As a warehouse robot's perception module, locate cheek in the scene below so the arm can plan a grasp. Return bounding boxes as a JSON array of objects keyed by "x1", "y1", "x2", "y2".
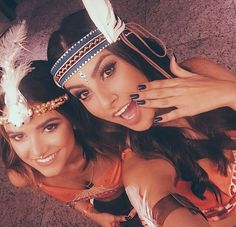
[
  {"x1": 116, "y1": 68, "x2": 148, "y2": 91},
  {"x1": 12, "y1": 144, "x2": 29, "y2": 161}
]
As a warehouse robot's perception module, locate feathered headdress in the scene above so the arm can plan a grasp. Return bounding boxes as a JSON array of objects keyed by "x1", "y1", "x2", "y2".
[
  {"x1": 0, "y1": 21, "x2": 32, "y2": 127},
  {"x1": 51, "y1": 0, "x2": 172, "y2": 87},
  {"x1": 82, "y1": 0, "x2": 125, "y2": 43}
]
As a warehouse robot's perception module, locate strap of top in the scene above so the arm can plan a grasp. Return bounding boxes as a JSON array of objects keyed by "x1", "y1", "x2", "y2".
[{"x1": 152, "y1": 193, "x2": 206, "y2": 226}]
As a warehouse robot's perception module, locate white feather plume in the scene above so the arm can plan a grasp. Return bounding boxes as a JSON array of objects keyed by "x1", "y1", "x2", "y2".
[
  {"x1": 0, "y1": 21, "x2": 32, "y2": 127},
  {"x1": 82, "y1": 0, "x2": 125, "y2": 43},
  {"x1": 125, "y1": 185, "x2": 157, "y2": 227}
]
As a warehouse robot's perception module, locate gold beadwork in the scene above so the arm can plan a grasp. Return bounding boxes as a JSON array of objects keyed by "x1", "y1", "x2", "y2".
[
  {"x1": 31, "y1": 94, "x2": 69, "y2": 115},
  {"x1": 0, "y1": 94, "x2": 69, "y2": 126}
]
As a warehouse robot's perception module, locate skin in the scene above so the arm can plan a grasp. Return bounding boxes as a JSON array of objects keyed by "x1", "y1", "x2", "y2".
[
  {"x1": 5, "y1": 110, "x2": 82, "y2": 178},
  {"x1": 122, "y1": 150, "x2": 211, "y2": 227},
  {"x1": 65, "y1": 49, "x2": 155, "y2": 131},
  {"x1": 5, "y1": 109, "x2": 133, "y2": 227},
  {"x1": 132, "y1": 57, "x2": 236, "y2": 122},
  {"x1": 63, "y1": 49, "x2": 236, "y2": 225}
]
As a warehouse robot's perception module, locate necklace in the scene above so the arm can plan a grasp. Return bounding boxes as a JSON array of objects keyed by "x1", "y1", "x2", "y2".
[{"x1": 83, "y1": 161, "x2": 95, "y2": 189}]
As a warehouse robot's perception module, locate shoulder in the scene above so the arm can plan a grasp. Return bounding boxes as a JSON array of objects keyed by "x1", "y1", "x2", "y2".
[
  {"x1": 180, "y1": 57, "x2": 236, "y2": 80},
  {"x1": 7, "y1": 170, "x2": 29, "y2": 187},
  {"x1": 122, "y1": 151, "x2": 176, "y2": 205}
]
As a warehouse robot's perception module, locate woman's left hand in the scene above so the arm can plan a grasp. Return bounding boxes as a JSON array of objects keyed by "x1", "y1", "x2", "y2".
[{"x1": 130, "y1": 57, "x2": 236, "y2": 123}]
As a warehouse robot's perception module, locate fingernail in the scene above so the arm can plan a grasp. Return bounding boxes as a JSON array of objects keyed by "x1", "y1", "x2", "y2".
[
  {"x1": 136, "y1": 100, "x2": 145, "y2": 105},
  {"x1": 154, "y1": 116, "x2": 163, "y2": 123},
  {"x1": 130, "y1": 94, "x2": 139, "y2": 99},
  {"x1": 125, "y1": 215, "x2": 132, "y2": 221},
  {"x1": 137, "y1": 84, "x2": 146, "y2": 90}
]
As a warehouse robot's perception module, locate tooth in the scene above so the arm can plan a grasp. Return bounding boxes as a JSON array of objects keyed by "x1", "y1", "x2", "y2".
[
  {"x1": 37, "y1": 153, "x2": 55, "y2": 163},
  {"x1": 115, "y1": 103, "x2": 130, "y2": 116}
]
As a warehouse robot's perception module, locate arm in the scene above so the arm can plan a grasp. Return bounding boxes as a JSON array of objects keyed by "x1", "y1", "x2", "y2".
[
  {"x1": 73, "y1": 200, "x2": 125, "y2": 227},
  {"x1": 122, "y1": 154, "x2": 210, "y2": 227},
  {"x1": 130, "y1": 56, "x2": 236, "y2": 122},
  {"x1": 180, "y1": 57, "x2": 236, "y2": 81}
]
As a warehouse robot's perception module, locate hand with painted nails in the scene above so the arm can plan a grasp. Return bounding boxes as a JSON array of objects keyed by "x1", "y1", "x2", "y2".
[{"x1": 130, "y1": 56, "x2": 236, "y2": 123}]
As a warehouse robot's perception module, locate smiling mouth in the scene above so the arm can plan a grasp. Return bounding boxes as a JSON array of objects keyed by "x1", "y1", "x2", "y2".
[
  {"x1": 114, "y1": 101, "x2": 137, "y2": 121},
  {"x1": 35, "y1": 152, "x2": 58, "y2": 165}
]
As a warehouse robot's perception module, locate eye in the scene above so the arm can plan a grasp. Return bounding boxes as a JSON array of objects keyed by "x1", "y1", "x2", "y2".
[
  {"x1": 75, "y1": 89, "x2": 90, "y2": 101},
  {"x1": 44, "y1": 123, "x2": 58, "y2": 132},
  {"x1": 9, "y1": 134, "x2": 25, "y2": 142},
  {"x1": 101, "y1": 62, "x2": 116, "y2": 80}
]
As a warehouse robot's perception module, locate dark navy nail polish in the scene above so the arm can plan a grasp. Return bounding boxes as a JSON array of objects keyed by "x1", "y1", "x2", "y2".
[
  {"x1": 137, "y1": 84, "x2": 146, "y2": 90},
  {"x1": 125, "y1": 215, "x2": 132, "y2": 221},
  {"x1": 130, "y1": 94, "x2": 139, "y2": 99},
  {"x1": 154, "y1": 116, "x2": 163, "y2": 123},
  {"x1": 136, "y1": 100, "x2": 145, "y2": 105}
]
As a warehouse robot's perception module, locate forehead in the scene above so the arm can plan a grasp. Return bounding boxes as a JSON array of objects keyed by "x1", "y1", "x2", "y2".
[
  {"x1": 64, "y1": 49, "x2": 115, "y2": 88},
  {"x1": 4, "y1": 110, "x2": 65, "y2": 132}
]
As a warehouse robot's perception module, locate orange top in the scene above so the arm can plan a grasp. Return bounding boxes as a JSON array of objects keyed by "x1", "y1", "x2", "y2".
[
  {"x1": 176, "y1": 130, "x2": 236, "y2": 221},
  {"x1": 38, "y1": 158, "x2": 123, "y2": 204}
]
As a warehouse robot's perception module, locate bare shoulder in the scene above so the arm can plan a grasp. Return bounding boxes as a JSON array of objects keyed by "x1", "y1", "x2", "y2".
[
  {"x1": 7, "y1": 170, "x2": 29, "y2": 187},
  {"x1": 122, "y1": 153, "x2": 176, "y2": 204},
  {"x1": 180, "y1": 57, "x2": 236, "y2": 80}
]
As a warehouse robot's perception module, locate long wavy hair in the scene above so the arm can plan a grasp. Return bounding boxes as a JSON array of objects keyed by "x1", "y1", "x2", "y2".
[
  {"x1": 47, "y1": 10, "x2": 236, "y2": 202},
  {"x1": 0, "y1": 60, "x2": 125, "y2": 186}
]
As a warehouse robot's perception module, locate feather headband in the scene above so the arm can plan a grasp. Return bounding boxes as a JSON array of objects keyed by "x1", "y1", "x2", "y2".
[
  {"x1": 51, "y1": 0, "x2": 172, "y2": 88},
  {"x1": 0, "y1": 22, "x2": 69, "y2": 127},
  {"x1": 0, "y1": 21, "x2": 33, "y2": 127}
]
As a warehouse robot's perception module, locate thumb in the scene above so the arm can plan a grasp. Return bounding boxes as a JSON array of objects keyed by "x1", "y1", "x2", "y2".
[{"x1": 170, "y1": 56, "x2": 194, "y2": 78}]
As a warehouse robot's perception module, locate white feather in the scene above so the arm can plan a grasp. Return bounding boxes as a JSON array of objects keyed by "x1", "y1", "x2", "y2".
[
  {"x1": 82, "y1": 0, "x2": 125, "y2": 43},
  {"x1": 125, "y1": 185, "x2": 157, "y2": 227},
  {"x1": 0, "y1": 21, "x2": 32, "y2": 127}
]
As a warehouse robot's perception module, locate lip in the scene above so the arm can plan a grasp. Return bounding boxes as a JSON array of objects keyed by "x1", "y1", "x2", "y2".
[
  {"x1": 114, "y1": 102, "x2": 131, "y2": 117},
  {"x1": 34, "y1": 151, "x2": 59, "y2": 166},
  {"x1": 114, "y1": 101, "x2": 141, "y2": 125}
]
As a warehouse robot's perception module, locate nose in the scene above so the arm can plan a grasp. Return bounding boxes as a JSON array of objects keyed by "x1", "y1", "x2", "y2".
[
  {"x1": 96, "y1": 89, "x2": 118, "y2": 109},
  {"x1": 29, "y1": 135, "x2": 45, "y2": 158}
]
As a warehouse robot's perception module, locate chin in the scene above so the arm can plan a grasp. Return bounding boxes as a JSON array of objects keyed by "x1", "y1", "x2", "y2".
[
  {"x1": 39, "y1": 168, "x2": 62, "y2": 178},
  {"x1": 129, "y1": 121, "x2": 153, "y2": 131}
]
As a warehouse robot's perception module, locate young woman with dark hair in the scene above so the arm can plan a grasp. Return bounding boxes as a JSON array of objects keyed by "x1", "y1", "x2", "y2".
[
  {"x1": 47, "y1": 4, "x2": 236, "y2": 226},
  {"x1": 1, "y1": 59, "x2": 145, "y2": 227}
]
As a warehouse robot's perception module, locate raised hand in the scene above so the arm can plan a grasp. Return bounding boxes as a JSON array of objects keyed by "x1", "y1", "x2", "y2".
[{"x1": 130, "y1": 57, "x2": 236, "y2": 123}]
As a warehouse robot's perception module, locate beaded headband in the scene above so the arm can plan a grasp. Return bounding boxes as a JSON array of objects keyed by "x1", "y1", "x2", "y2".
[
  {"x1": 51, "y1": 29, "x2": 110, "y2": 88},
  {"x1": 51, "y1": 0, "x2": 173, "y2": 88},
  {"x1": 0, "y1": 94, "x2": 69, "y2": 126}
]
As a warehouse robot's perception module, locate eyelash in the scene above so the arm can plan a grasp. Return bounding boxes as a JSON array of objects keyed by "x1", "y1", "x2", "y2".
[
  {"x1": 44, "y1": 123, "x2": 58, "y2": 132},
  {"x1": 100, "y1": 62, "x2": 116, "y2": 80},
  {"x1": 75, "y1": 89, "x2": 90, "y2": 101},
  {"x1": 10, "y1": 134, "x2": 24, "y2": 142},
  {"x1": 74, "y1": 61, "x2": 116, "y2": 101},
  {"x1": 9, "y1": 123, "x2": 58, "y2": 142}
]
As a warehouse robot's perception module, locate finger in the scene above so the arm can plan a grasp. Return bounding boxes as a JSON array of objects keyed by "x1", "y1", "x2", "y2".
[
  {"x1": 138, "y1": 78, "x2": 183, "y2": 91},
  {"x1": 136, "y1": 97, "x2": 177, "y2": 109},
  {"x1": 114, "y1": 215, "x2": 130, "y2": 222},
  {"x1": 127, "y1": 208, "x2": 137, "y2": 218},
  {"x1": 170, "y1": 56, "x2": 196, "y2": 78},
  {"x1": 155, "y1": 108, "x2": 188, "y2": 123},
  {"x1": 132, "y1": 87, "x2": 183, "y2": 101}
]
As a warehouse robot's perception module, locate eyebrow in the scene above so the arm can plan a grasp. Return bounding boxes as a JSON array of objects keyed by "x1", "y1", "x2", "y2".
[
  {"x1": 67, "y1": 53, "x2": 112, "y2": 91},
  {"x1": 35, "y1": 117, "x2": 61, "y2": 130},
  {"x1": 6, "y1": 117, "x2": 61, "y2": 135}
]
